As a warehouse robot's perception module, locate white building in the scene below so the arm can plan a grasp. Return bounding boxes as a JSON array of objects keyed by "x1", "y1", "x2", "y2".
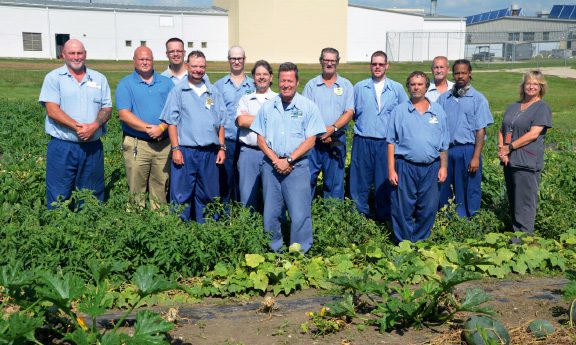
[
  {"x1": 347, "y1": 4, "x2": 466, "y2": 62},
  {"x1": 0, "y1": 0, "x2": 228, "y2": 60}
]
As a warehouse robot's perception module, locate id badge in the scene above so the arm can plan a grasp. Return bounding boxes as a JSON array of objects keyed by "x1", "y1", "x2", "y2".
[{"x1": 505, "y1": 132, "x2": 512, "y2": 144}]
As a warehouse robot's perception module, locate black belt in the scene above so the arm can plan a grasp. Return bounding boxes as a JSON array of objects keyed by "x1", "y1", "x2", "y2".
[
  {"x1": 124, "y1": 134, "x2": 168, "y2": 143},
  {"x1": 396, "y1": 156, "x2": 439, "y2": 166}
]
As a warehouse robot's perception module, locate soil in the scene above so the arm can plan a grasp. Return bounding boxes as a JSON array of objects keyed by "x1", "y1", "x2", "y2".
[{"x1": 100, "y1": 276, "x2": 575, "y2": 345}]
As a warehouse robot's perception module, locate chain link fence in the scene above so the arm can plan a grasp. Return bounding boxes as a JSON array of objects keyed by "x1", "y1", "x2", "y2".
[{"x1": 386, "y1": 30, "x2": 575, "y2": 64}]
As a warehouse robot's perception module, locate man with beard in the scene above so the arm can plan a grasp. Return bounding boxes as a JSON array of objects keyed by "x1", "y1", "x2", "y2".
[
  {"x1": 39, "y1": 39, "x2": 112, "y2": 208},
  {"x1": 437, "y1": 59, "x2": 493, "y2": 218},
  {"x1": 387, "y1": 71, "x2": 449, "y2": 242}
]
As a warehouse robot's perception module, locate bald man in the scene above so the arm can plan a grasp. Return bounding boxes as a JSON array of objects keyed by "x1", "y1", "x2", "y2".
[
  {"x1": 115, "y1": 46, "x2": 174, "y2": 209},
  {"x1": 39, "y1": 39, "x2": 112, "y2": 208},
  {"x1": 214, "y1": 46, "x2": 255, "y2": 204}
]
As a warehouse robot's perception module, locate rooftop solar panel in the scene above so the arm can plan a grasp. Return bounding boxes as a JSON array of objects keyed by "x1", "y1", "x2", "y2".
[
  {"x1": 559, "y1": 5, "x2": 574, "y2": 18},
  {"x1": 550, "y1": 5, "x2": 563, "y2": 17}
]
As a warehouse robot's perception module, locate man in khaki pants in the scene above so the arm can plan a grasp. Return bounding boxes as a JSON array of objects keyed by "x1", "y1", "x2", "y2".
[{"x1": 116, "y1": 46, "x2": 174, "y2": 208}]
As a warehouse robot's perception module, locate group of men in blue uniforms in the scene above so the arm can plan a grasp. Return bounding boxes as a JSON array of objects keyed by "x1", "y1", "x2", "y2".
[{"x1": 40, "y1": 38, "x2": 492, "y2": 252}]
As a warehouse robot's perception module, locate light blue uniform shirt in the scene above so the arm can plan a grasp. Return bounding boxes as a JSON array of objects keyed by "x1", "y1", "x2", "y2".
[
  {"x1": 353, "y1": 77, "x2": 409, "y2": 139},
  {"x1": 437, "y1": 86, "x2": 493, "y2": 145},
  {"x1": 250, "y1": 93, "x2": 326, "y2": 157},
  {"x1": 425, "y1": 80, "x2": 454, "y2": 102},
  {"x1": 160, "y1": 80, "x2": 225, "y2": 147},
  {"x1": 236, "y1": 89, "x2": 277, "y2": 147},
  {"x1": 39, "y1": 65, "x2": 112, "y2": 142},
  {"x1": 214, "y1": 75, "x2": 255, "y2": 140},
  {"x1": 302, "y1": 74, "x2": 354, "y2": 129},
  {"x1": 386, "y1": 99, "x2": 450, "y2": 164},
  {"x1": 115, "y1": 70, "x2": 173, "y2": 139},
  {"x1": 161, "y1": 68, "x2": 211, "y2": 85}
]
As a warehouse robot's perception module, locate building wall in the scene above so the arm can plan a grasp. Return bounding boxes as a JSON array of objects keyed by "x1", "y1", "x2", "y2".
[
  {"x1": 467, "y1": 18, "x2": 576, "y2": 33},
  {"x1": 216, "y1": 0, "x2": 348, "y2": 63},
  {"x1": 0, "y1": 4, "x2": 228, "y2": 60}
]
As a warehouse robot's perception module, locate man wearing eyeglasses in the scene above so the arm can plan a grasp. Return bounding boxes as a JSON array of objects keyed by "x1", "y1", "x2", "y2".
[
  {"x1": 350, "y1": 51, "x2": 408, "y2": 222},
  {"x1": 214, "y1": 46, "x2": 255, "y2": 204},
  {"x1": 162, "y1": 37, "x2": 210, "y2": 85},
  {"x1": 303, "y1": 47, "x2": 354, "y2": 200},
  {"x1": 116, "y1": 46, "x2": 174, "y2": 209}
]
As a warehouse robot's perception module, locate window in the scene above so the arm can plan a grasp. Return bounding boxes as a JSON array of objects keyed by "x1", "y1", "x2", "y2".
[
  {"x1": 523, "y1": 32, "x2": 535, "y2": 41},
  {"x1": 140, "y1": 41, "x2": 147, "y2": 47},
  {"x1": 187, "y1": 41, "x2": 194, "y2": 48},
  {"x1": 125, "y1": 40, "x2": 132, "y2": 47},
  {"x1": 22, "y1": 32, "x2": 42, "y2": 51},
  {"x1": 543, "y1": 32, "x2": 550, "y2": 41},
  {"x1": 508, "y1": 32, "x2": 520, "y2": 41},
  {"x1": 201, "y1": 41, "x2": 207, "y2": 48}
]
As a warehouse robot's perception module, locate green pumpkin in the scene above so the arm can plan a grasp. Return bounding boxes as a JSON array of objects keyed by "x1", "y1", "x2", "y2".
[
  {"x1": 527, "y1": 319, "x2": 555, "y2": 339},
  {"x1": 463, "y1": 315, "x2": 510, "y2": 345}
]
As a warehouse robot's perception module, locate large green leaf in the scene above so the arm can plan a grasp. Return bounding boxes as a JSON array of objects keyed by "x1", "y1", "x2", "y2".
[
  {"x1": 121, "y1": 310, "x2": 174, "y2": 345},
  {"x1": 36, "y1": 272, "x2": 84, "y2": 309},
  {"x1": 132, "y1": 266, "x2": 178, "y2": 297},
  {"x1": 5, "y1": 312, "x2": 44, "y2": 343}
]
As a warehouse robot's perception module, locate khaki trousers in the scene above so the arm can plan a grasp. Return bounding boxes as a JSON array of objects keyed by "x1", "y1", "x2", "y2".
[{"x1": 122, "y1": 135, "x2": 170, "y2": 209}]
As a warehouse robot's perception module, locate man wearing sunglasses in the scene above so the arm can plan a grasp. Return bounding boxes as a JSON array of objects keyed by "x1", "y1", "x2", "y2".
[{"x1": 350, "y1": 50, "x2": 408, "y2": 222}]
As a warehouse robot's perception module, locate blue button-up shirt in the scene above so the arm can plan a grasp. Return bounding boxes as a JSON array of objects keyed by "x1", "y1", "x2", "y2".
[
  {"x1": 214, "y1": 74, "x2": 255, "y2": 140},
  {"x1": 386, "y1": 99, "x2": 449, "y2": 164},
  {"x1": 353, "y1": 77, "x2": 409, "y2": 139},
  {"x1": 303, "y1": 74, "x2": 354, "y2": 129},
  {"x1": 425, "y1": 80, "x2": 454, "y2": 102},
  {"x1": 250, "y1": 93, "x2": 326, "y2": 157},
  {"x1": 437, "y1": 86, "x2": 493, "y2": 145},
  {"x1": 39, "y1": 65, "x2": 112, "y2": 142},
  {"x1": 116, "y1": 70, "x2": 173, "y2": 140},
  {"x1": 236, "y1": 89, "x2": 277, "y2": 147},
  {"x1": 160, "y1": 80, "x2": 225, "y2": 147}
]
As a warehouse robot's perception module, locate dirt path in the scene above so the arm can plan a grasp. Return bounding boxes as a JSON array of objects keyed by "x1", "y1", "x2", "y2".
[
  {"x1": 104, "y1": 276, "x2": 572, "y2": 345},
  {"x1": 477, "y1": 66, "x2": 576, "y2": 79}
]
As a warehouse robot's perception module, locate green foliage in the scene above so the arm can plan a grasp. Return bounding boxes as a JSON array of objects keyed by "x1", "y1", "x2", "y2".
[
  {"x1": 527, "y1": 319, "x2": 555, "y2": 339},
  {"x1": 463, "y1": 315, "x2": 510, "y2": 345},
  {"x1": 0, "y1": 262, "x2": 177, "y2": 345}
]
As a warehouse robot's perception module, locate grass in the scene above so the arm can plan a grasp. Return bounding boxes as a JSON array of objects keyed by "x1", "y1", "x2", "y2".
[{"x1": 0, "y1": 58, "x2": 574, "y2": 129}]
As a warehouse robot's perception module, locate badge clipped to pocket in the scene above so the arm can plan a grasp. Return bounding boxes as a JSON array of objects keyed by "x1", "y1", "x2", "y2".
[
  {"x1": 205, "y1": 97, "x2": 214, "y2": 110},
  {"x1": 334, "y1": 87, "x2": 343, "y2": 96},
  {"x1": 291, "y1": 109, "x2": 303, "y2": 118},
  {"x1": 429, "y1": 115, "x2": 439, "y2": 124}
]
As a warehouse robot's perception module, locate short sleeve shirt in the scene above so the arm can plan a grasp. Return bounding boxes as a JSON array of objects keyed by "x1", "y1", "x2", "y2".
[
  {"x1": 214, "y1": 75, "x2": 255, "y2": 140},
  {"x1": 159, "y1": 80, "x2": 226, "y2": 147},
  {"x1": 302, "y1": 74, "x2": 354, "y2": 129},
  {"x1": 437, "y1": 86, "x2": 493, "y2": 145},
  {"x1": 39, "y1": 65, "x2": 112, "y2": 142},
  {"x1": 250, "y1": 93, "x2": 326, "y2": 157},
  {"x1": 236, "y1": 89, "x2": 277, "y2": 146},
  {"x1": 115, "y1": 70, "x2": 173, "y2": 140},
  {"x1": 386, "y1": 100, "x2": 450, "y2": 164},
  {"x1": 353, "y1": 77, "x2": 409, "y2": 139},
  {"x1": 425, "y1": 80, "x2": 454, "y2": 102},
  {"x1": 501, "y1": 100, "x2": 552, "y2": 171}
]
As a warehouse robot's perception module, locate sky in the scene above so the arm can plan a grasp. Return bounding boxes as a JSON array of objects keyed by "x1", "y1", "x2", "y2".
[{"x1": 67, "y1": 0, "x2": 572, "y2": 18}]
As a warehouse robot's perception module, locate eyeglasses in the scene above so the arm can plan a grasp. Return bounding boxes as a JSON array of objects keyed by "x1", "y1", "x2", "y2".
[
  {"x1": 167, "y1": 50, "x2": 185, "y2": 55},
  {"x1": 229, "y1": 57, "x2": 245, "y2": 62},
  {"x1": 371, "y1": 63, "x2": 387, "y2": 67},
  {"x1": 322, "y1": 59, "x2": 338, "y2": 64}
]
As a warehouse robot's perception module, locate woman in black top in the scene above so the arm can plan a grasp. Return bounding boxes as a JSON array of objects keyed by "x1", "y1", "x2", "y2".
[{"x1": 498, "y1": 70, "x2": 552, "y2": 237}]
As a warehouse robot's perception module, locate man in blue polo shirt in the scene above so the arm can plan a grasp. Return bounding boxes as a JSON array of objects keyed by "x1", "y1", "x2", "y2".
[
  {"x1": 350, "y1": 50, "x2": 408, "y2": 221},
  {"x1": 303, "y1": 47, "x2": 354, "y2": 199},
  {"x1": 160, "y1": 50, "x2": 226, "y2": 222},
  {"x1": 39, "y1": 39, "x2": 112, "y2": 208},
  {"x1": 116, "y1": 46, "x2": 174, "y2": 209},
  {"x1": 251, "y1": 62, "x2": 325, "y2": 253},
  {"x1": 387, "y1": 71, "x2": 449, "y2": 243},
  {"x1": 214, "y1": 46, "x2": 255, "y2": 204},
  {"x1": 437, "y1": 59, "x2": 493, "y2": 217}
]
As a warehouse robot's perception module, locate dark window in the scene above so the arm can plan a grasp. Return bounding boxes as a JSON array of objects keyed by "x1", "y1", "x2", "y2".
[
  {"x1": 125, "y1": 40, "x2": 132, "y2": 47},
  {"x1": 23, "y1": 32, "x2": 42, "y2": 51},
  {"x1": 523, "y1": 32, "x2": 535, "y2": 41},
  {"x1": 201, "y1": 42, "x2": 207, "y2": 48},
  {"x1": 140, "y1": 41, "x2": 147, "y2": 47},
  {"x1": 543, "y1": 32, "x2": 550, "y2": 41},
  {"x1": 188, "y1": 41, "x2": 194, "y2": 48},
  {"x1": 508, "y1": 32, "x2": 520, "y2": 41}
]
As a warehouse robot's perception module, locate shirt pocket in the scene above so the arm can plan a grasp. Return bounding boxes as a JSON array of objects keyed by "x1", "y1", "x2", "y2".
[{"x1": 289, "y1": 117, "x2": 305, "y2": 139}]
